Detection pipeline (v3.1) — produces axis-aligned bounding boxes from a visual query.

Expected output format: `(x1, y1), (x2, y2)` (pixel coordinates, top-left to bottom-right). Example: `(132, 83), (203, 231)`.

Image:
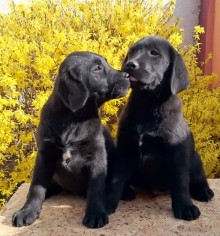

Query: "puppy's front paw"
(172, 202), (201, 221)
(82, 211), (108, 228)
(106, 202), (116, 215)
(121, 186), (136, 201)
(191, 186), (214, 202)
(12, 207), (40, 227)
(105, 195), (119, 215)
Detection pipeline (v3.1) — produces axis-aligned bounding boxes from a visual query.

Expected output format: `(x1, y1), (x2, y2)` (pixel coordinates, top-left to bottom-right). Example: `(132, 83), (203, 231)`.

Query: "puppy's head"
(122, 36), (189, 95)
(56, 52), (130, 112)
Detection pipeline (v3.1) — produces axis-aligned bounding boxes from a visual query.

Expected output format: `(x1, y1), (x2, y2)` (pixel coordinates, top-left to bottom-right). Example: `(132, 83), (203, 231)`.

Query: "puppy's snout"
(122, 72), (130, 79)
(126, 61), (139, 70)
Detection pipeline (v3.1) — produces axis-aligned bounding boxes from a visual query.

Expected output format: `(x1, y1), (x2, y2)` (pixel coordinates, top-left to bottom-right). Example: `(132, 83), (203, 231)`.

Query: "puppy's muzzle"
(110, 72), (130, 98)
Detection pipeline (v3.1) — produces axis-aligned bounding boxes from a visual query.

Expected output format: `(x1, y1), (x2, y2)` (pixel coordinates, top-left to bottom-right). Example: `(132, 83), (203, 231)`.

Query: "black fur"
(106, 36), (214, 221)
(12, 52), (130, 228)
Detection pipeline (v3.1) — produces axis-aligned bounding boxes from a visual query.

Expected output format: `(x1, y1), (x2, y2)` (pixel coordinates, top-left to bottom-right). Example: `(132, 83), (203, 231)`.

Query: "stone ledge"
(0, 179), (219, 236)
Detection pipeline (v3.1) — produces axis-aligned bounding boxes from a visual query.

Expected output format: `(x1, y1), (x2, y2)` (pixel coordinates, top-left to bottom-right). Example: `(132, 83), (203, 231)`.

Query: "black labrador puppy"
(106, 36), (214, 221)
(12, 52), (130, 228)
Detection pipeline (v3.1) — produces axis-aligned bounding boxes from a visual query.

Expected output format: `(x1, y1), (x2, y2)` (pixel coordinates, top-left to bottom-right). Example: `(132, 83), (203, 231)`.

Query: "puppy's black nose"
(122, 72), (130, 79)
(126, 61), (139, 70)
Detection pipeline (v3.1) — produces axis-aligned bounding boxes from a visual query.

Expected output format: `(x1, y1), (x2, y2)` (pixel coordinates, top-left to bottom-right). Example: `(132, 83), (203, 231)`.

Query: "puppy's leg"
(106, 130), (139, 214)
(82, 147), (108, 228)
(106, 164), (135, 214)
(121, 184), (136, 201)
(103, 128), (135, 203)
(169, 147), (201, 221)
(190, 151), (214, 201)
(45, 179), (63, 199)
(12, 146), (58, 227)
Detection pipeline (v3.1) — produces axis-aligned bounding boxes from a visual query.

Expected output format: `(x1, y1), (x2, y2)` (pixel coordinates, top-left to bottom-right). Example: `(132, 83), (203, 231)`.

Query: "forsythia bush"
(0, 0), (219, 206)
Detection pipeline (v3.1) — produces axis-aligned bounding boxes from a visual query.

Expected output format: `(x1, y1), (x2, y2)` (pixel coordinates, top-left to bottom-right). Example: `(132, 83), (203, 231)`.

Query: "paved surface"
(0, 179), (219, 236)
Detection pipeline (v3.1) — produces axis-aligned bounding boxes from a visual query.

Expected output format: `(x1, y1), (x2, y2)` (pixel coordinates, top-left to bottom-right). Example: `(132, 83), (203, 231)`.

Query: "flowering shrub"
(0, 0), (219, 207)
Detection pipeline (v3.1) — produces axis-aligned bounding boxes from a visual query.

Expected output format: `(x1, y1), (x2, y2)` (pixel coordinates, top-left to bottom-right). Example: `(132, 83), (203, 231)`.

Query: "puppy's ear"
(56, 68), (89, 112)
(170, 51), (190, 94)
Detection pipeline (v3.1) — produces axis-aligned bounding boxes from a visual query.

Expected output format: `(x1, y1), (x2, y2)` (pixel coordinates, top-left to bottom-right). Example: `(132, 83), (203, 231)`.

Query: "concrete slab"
(0, 179), (219, 236)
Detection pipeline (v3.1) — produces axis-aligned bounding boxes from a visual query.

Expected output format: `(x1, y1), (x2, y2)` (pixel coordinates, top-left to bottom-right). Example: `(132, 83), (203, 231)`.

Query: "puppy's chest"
(60, 121), (101, 171)
(136, 109), (189, 147)
(61, 120), (100, 144)
(136, 116), (160, 145)
(136, 108), (172, 155)
(61, 144), (101, 173)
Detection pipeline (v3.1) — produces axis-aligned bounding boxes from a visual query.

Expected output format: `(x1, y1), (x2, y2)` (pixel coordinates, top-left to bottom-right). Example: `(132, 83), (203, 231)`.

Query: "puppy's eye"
(150, 49), (160, 56)
(94, 65), (103, 72)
